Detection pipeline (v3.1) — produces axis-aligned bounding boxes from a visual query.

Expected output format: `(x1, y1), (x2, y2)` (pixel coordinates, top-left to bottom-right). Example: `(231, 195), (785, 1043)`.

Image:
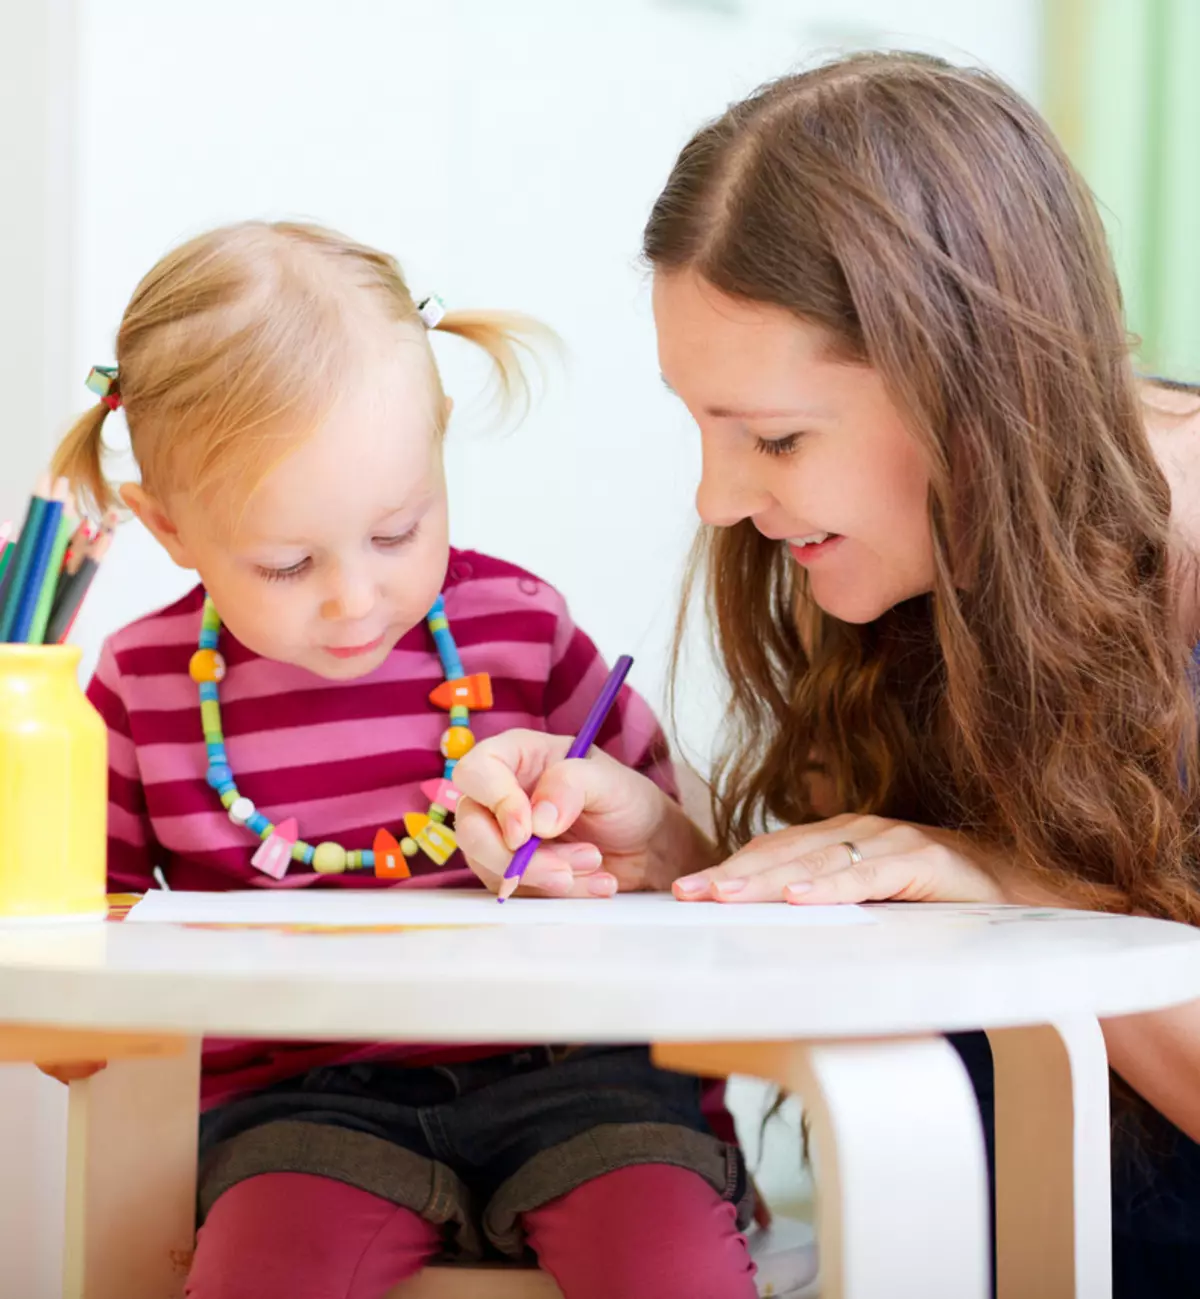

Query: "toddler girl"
(54, 221), (756, 1299)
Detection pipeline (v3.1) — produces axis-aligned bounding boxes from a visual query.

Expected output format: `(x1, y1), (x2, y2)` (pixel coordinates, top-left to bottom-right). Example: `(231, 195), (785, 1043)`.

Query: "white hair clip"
(417, 295), (446, 330)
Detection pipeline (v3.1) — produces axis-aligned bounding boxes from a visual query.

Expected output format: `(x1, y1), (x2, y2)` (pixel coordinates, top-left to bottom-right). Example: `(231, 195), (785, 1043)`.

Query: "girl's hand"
(453, 730), (713, 898)
(672, 813), (1007, 906)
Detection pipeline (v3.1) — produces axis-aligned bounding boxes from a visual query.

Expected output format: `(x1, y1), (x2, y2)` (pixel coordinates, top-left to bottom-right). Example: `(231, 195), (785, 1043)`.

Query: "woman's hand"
(672, 813), (1007, 905)
(454, 729), (715, 898)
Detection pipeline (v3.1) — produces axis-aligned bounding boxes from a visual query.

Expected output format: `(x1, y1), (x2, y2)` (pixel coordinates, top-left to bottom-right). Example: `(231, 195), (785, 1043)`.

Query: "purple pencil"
(498, 654), (634, 902)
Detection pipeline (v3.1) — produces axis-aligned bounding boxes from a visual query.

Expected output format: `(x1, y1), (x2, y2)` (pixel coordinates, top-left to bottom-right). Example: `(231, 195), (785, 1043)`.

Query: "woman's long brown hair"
(645, 52), (1200, 924)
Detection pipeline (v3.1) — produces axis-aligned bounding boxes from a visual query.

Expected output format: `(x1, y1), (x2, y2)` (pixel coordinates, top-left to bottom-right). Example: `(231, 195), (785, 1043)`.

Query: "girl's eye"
(256, 559), (311, 583)
(755, 433), (803, 458)
(375, 524), (419, 550)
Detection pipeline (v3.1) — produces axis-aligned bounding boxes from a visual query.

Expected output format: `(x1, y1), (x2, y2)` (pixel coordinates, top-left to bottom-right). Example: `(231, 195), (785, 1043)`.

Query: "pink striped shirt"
(89, 549), (677, 1104)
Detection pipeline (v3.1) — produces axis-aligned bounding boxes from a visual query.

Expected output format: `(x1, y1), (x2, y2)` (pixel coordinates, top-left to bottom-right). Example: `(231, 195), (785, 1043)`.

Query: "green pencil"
(26, 511), (75, 644)
(0, 485), (49, 641)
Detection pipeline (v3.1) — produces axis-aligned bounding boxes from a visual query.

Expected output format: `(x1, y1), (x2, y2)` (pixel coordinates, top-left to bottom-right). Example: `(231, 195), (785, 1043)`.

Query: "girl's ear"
(120, 483), (197, 569)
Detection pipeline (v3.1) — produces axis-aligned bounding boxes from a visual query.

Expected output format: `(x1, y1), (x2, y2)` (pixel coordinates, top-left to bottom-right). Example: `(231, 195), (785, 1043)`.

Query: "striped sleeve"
(86, 640), (158, 892)
(544, 599), (678, 801)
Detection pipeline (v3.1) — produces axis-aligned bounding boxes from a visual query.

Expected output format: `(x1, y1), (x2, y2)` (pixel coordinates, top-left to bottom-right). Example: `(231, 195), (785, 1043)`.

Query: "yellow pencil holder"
(0, 645), (107, 922)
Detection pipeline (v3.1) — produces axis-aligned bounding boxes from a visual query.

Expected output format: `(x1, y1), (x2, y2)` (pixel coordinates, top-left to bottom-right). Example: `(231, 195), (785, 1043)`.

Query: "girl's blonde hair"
(54, 221), (544, 519)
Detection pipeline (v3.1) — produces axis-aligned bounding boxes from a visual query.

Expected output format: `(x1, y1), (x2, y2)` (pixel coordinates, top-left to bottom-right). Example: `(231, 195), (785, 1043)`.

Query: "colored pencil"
(0, 482), (114, 645)
(0, 520), (14, 602)
(47, 529), (112, 645)
(63, 519), (93, 576)
(498, 654), (635, 902)
(7, 480), (68, 643)
(27, 506), (77, 645)
(0, 475), (51, 641)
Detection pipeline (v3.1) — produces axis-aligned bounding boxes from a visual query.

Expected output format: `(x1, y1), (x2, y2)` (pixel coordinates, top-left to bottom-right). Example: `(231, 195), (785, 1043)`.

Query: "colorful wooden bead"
(189, 649), (227, 683)
(400, 837), (419, 857)
(415, 821), (457, 866)
(313, 842), (347, 874)
(373, 829), (412, 880)
(229, 797), (256, 826)
(429, 673), (493, 711)
(220, 789), (239, 810)
(420, 779), (461, 811)
(200, 699), (222, 737)
(403, 811), (430, 838)
(251, 818), (298, 880)
(207, 764), (234, 790)
(440, 727), (475, 760)
(429, 804), (447, 824)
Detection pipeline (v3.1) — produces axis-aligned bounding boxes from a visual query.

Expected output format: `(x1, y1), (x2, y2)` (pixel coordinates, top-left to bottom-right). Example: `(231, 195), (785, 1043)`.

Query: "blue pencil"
(498, 654), (634, 902)
(0, 480), (49, 642)
(8, 495), (64, 643)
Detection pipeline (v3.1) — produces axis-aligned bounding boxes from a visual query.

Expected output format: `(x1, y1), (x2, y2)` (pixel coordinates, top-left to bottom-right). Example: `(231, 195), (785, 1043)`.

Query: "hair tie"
(85, 365), (122, 411)
(416, 295), (446, 330)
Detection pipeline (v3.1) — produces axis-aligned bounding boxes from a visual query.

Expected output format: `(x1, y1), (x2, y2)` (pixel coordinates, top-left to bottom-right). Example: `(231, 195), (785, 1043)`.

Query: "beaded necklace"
(189, 593), (492, 880)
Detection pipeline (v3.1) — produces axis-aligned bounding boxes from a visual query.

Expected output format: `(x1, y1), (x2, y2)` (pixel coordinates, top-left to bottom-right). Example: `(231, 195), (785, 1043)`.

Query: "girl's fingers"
(507, 847), (617, 899)
(453, 731), (574, 851)
(455, 792), (607, 897)
(454, 794), (519, 887)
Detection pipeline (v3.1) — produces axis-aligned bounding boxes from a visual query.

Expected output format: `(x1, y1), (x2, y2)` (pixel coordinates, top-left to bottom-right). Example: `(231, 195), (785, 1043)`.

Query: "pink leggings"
(185, 1164), (757, 1299)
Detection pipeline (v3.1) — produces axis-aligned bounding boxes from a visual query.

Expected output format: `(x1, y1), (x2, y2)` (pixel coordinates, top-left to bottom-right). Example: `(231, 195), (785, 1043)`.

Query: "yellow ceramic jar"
(0, 645), (107, 921)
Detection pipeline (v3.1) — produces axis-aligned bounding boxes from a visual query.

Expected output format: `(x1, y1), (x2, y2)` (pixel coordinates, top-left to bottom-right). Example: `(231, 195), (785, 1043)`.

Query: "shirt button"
(518, 578), (539, 596)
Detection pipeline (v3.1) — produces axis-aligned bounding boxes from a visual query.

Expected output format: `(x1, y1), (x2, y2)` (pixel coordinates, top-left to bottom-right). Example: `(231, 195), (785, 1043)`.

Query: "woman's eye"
(754, 433), (803, 458)
(256, 559), (311, 583)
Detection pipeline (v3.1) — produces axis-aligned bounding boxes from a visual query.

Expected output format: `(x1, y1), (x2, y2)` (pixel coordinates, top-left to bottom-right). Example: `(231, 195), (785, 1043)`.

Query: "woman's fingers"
(673, 827), (867, 900)
(789, 852), (909, 904)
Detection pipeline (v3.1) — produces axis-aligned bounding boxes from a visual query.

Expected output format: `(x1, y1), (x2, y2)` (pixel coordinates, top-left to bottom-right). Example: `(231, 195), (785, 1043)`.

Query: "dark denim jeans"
(198, 1045), (750, 1259)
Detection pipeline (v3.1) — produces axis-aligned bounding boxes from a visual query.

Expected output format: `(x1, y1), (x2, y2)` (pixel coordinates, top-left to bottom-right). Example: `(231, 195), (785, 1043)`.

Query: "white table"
(2, 898), (1200, 1299)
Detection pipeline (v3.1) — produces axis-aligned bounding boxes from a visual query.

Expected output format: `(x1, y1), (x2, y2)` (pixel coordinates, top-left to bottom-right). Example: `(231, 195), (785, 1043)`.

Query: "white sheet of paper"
(126, 889), (872, 928)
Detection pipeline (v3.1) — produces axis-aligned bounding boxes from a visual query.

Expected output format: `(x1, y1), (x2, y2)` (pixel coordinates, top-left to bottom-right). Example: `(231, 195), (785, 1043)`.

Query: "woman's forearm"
(1102, 1003), (1200, 1144)
(995, 861), (1200, 1141)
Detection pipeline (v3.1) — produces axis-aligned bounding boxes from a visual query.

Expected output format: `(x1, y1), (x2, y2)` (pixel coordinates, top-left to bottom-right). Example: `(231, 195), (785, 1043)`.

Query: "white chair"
(390, 1218), (819, 1298)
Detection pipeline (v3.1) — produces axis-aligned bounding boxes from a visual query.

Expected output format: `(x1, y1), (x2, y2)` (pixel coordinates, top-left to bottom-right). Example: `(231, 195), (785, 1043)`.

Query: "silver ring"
(839, 840), (863, 866)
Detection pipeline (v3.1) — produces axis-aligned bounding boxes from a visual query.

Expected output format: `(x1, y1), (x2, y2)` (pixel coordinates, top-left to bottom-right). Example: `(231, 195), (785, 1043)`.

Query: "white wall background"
(1, 0), (1039, 1287)
(66, 0), (1040, 767)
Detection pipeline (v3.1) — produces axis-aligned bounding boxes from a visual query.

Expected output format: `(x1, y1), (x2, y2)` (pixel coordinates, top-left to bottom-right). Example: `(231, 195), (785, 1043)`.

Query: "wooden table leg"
(987, 1017), (1111, 1299)
(62, 1038), (202, 1299)
(655, 1038), (988, 1299)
